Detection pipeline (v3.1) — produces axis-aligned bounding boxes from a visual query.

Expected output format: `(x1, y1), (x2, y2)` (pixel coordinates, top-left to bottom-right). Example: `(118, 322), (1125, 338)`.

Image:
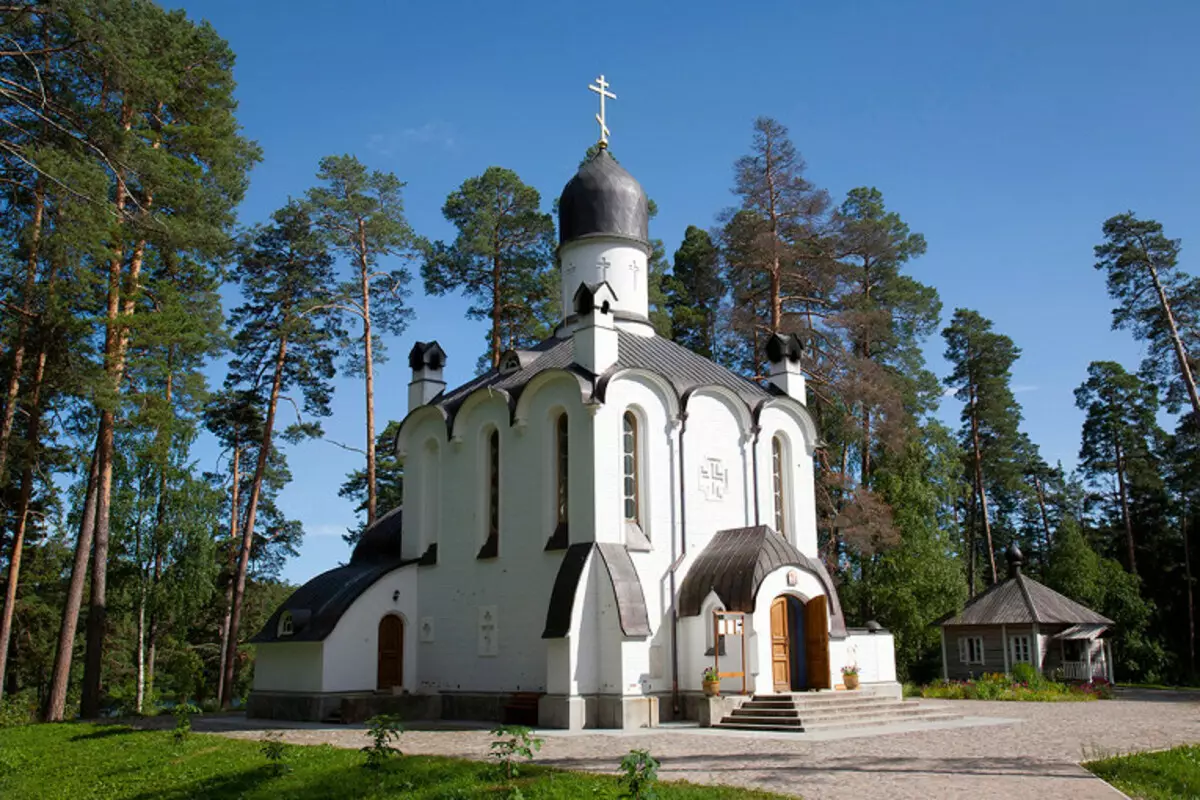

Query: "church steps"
(714, 693), (961, 733)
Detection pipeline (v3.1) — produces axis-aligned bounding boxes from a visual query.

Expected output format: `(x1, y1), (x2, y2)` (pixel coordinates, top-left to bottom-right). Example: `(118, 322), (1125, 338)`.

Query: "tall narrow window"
(488, 429), (500, 536)
(622, 411), (640, 523)
(772, 435), (787, 535)
(556, 413), (569, 526)
(478, 428), (500, 559)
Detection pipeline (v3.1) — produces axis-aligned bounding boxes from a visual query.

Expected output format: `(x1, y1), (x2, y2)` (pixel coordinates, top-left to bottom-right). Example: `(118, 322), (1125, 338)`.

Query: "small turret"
(571, 281), (619, 374)
(408, 341), (446, 412)
(765, 333), (806, 404)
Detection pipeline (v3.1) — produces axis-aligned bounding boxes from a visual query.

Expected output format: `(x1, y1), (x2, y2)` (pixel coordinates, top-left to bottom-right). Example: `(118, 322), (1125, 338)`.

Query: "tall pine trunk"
(45, 437), (100, 721)
(144, 359), (174, 704)
(1114, 439), (1136, 574)
(1146, 259), (1200, 418)
(1034, 475), (1053, 558)
(358, 221), (378, 527)
(81, 100), (139, 718)
(968, 381), (999, 584)
(222, 338), (287, 706)
(0, 337), (49, 700)
(1184, 511), (1194, 678)
(0, 179), (44, 486)
(216, 444), (240, 704)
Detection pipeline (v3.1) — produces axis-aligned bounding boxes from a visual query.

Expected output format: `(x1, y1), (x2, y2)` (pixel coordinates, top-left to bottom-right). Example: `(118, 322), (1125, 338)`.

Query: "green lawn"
(1085, 744), (1200, 800)
(0, 723), (786, 800)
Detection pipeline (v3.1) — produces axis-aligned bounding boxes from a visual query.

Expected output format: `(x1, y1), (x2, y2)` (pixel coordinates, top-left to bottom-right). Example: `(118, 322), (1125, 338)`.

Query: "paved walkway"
(182, 690), (1200, 799)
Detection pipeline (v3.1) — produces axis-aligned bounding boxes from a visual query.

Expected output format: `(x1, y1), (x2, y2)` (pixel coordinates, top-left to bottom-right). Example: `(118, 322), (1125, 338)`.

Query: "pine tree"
(306, 155), (414, 527)
(665, 226), (722, 358)
(1074, 361), (1162, 575)
(218, 202), (339, 707)
(942, 309), (1025, 588)
(340, 420), (404, 545)
(1095, 213), (1200, 417)
(422, 166), (554, 369)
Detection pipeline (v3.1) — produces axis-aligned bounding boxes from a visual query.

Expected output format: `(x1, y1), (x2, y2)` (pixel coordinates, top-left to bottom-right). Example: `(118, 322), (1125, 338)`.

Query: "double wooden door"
(377, 615), (404, 690)
(770, 594), (830, 692)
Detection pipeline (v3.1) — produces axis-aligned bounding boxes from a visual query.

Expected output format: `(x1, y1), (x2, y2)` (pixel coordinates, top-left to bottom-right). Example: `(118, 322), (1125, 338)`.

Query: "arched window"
(772, 435), (787, 535)
(478, 428), (500, 559)
(277, 611), (294, 638)
(622, 411), (640, 524)
(556, 413), (569, 527)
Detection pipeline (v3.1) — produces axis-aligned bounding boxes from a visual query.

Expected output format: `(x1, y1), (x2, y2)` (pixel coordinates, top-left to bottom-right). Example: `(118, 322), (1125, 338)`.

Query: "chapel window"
(488, 429), (500, 537)
(772, 435), (787, 535)
(556, 413), (569, 526)
(622, 411), (640, 524)
(478, 428), (500, 559)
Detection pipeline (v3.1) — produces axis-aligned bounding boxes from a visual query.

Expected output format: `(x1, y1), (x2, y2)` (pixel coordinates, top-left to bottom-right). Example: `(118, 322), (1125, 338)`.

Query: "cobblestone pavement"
(181, 690), (1199, 800)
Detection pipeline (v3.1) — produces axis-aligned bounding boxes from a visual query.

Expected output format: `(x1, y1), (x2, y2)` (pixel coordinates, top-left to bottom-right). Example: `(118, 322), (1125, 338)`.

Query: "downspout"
(669, 410), (689, 716)
(751, 425), (762, 526)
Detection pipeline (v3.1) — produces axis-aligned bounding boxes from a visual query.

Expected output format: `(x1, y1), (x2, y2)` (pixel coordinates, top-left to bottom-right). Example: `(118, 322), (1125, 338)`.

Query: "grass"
(0, 722), (788, 800)
(1085, 744), (1200, 800)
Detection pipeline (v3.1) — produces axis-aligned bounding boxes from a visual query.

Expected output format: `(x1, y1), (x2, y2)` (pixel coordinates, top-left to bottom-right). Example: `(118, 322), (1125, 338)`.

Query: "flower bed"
(920, 671), (1114, 702)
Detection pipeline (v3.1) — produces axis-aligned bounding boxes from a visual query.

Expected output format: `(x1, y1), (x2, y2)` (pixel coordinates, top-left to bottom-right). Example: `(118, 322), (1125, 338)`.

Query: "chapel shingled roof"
(938, 572), (1113, 627)
(251, 506), (415, 644)
(677, 525), (848, 638)
(430, 330), (771, 424)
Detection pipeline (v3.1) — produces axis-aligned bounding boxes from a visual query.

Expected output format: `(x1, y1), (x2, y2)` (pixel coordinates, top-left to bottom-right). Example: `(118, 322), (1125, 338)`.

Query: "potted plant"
(702, 666), (720, 697)
(841, 664), (860, 690)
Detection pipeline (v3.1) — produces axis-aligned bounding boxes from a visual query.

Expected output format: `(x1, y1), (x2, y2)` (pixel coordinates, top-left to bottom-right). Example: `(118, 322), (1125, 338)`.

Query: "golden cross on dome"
(588, 74), (616, 147)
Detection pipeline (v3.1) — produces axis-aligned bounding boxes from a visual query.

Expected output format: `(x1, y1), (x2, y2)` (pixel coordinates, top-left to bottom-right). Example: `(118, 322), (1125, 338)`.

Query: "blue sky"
(174, 1), (1200, 584)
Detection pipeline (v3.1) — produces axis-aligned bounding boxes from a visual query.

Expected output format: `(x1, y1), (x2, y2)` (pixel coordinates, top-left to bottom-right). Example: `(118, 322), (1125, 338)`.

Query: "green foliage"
(665, 227), (722, 358)
(0, 691), (36, 728)
(361, 714), (404, 769)
(259, 731), (291, 776)
(489, 725), (543, 781)
(423, 166), (555, 370)
(340, 420), (405, 545)
(1095, 212), (1200, 414)
(1086, 743), (1200, 800)
(619, 749), (661, 800)
(920, 674), (1107, 702)
(1011, 662), (1038, 686)
(171, 702), (200, 743)
(0, 724), (783, 799)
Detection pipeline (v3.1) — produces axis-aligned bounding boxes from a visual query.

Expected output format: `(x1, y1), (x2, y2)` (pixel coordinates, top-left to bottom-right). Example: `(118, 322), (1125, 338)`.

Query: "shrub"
(0, 691), (36, 728)
(361, 714), (403, 769)
(1011, 662), (1038, 686)
(171, 702), (200, 743)
(259, 731), (290, 775)
(619, 748), (660, 800)
(489, 725), (543, 781)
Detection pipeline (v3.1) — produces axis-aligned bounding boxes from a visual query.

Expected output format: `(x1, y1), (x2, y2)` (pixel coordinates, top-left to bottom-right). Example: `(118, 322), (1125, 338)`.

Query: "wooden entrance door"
(770, 596), (790, 693)
(804, 595), (830, 689)
(377, 615), (403, 690)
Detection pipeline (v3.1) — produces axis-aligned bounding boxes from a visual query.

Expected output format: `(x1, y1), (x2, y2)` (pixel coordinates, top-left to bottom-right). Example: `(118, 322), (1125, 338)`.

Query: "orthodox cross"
(628, 260), (640, 289)
(597, 256), (611, 280)
(588, 74), (616, 146)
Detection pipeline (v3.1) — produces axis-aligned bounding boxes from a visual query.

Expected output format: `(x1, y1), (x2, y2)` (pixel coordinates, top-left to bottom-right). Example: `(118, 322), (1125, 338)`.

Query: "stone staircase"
(713, 691), (961, 733)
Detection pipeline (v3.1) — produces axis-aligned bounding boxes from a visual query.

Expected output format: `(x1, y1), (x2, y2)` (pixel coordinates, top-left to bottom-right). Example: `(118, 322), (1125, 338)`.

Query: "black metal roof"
(251, 506), (415, 644)
(542, 542), (651, 639)
(431, 330), (770, 425)
(938, 572), (1113, 627)
(559, 149), (649, 246)
(677, 525), (848, 638)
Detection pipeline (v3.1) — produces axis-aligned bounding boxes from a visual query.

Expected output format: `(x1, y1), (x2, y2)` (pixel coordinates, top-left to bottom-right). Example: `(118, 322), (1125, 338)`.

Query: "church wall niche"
(681, 391), (752, 556)
(756, 404), (819, 557)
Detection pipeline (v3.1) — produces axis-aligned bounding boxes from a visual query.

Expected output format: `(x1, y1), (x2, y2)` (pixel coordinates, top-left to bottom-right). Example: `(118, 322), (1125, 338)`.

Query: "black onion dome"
(559, 148), (649, 245)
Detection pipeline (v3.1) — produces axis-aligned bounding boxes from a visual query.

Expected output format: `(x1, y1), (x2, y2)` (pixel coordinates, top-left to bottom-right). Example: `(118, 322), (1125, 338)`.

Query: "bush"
(1011, 662), (1038, 686)
(361, 714), (403, 769)
(620, 749), (660, 800)
(0, 691), (37, 728)
(171, 702), (200, 742)
(489, 725), (543, 781)
(920, 673), (1103, 702)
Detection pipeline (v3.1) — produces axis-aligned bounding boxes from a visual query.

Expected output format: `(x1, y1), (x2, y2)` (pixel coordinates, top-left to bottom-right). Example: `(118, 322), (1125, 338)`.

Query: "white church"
(249, 79), (898, 729)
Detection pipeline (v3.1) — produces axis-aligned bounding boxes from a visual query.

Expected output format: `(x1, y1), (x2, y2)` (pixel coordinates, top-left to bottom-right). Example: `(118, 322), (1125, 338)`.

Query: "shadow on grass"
(69, 725), (157, 742)
(126, 765), (277, 800)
